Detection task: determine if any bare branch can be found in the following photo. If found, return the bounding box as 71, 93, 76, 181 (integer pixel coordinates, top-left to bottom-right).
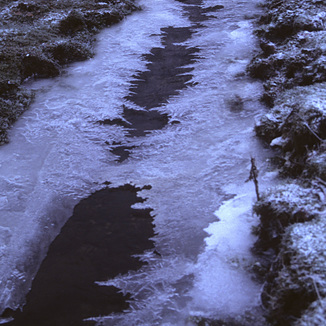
246, 157, 260, 201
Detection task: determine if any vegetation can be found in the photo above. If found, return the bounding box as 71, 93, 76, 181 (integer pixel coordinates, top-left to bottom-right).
248, 0, 326, 324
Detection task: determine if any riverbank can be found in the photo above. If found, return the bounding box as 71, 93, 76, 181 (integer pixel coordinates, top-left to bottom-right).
0, 0, 139, 145
248, 0, 326, 324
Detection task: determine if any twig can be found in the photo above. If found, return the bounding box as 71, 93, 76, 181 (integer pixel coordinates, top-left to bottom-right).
300, 120, 323, 143
311, 277, 324, 307
246, 157, 260, 201
280, 108, 323, 143
281, 108, 323, 143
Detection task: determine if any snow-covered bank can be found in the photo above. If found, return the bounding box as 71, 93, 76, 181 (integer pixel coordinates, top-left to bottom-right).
0, 0, 139, 145
248, 0, 326, 324
252, 183, 326, 325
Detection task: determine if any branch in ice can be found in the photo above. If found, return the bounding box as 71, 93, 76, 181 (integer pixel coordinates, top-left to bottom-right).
246, 157, 260, 201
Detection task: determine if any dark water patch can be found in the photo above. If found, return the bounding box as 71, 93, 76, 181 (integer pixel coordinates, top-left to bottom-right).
123, 107, 169, 137
100, 117, 131, 128
107, 26, 200, 161
105, 1, 224, 163
183, 4, 210, 24
101, 106, 169, 138
161, 26, 193, 44
203, 5, 225, 13
176, 0, 224, 24
125, 43, 199, 109
110, 143, 136, 163
175, 0, 202, 5
101, 106, 169, 161
3, 185, 155, 326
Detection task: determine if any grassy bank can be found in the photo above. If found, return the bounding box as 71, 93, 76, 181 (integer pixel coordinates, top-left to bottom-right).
248, 0, 326, 324
0, 0, 139, 144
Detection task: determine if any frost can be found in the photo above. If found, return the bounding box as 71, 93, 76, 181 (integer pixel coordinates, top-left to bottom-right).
258, 182, 323, 215
254, 183, 326, 324
0, 227, 11, 248
255, 84, 326, 175
270, 136, 287, 147
274, 214, 326, 325
297, 298, 326, 326
249, 0, 326, 323
0, 0, 272, 323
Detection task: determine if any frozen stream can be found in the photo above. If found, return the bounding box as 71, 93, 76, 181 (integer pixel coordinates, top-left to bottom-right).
0, 0, 276, 324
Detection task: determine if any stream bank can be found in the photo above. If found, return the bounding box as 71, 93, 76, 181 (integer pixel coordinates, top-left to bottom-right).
248, 0, 326, 324
0, 0, 139, 145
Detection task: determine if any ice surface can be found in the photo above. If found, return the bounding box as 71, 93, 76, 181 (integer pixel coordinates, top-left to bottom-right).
189, 191, 261, 318
0, 0, 189, 312
0, 0, 276, 323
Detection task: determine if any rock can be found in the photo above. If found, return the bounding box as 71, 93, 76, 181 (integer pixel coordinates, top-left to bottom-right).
58, 10, 87, 35
248, 0, 326, 105
261, 214, 326, 325
255, 84, 326, 174
260, 39, 276, 55
84, 10, 123, 30
254, 113, 281, 143
247, 57, 275, 80
253, 183, 320, 255
298, 298, 326, 326
47, 41, 93, 65
249, 0, 326, 324
270, 136, 287, 148
306, 145, 326, 181
21, 54, 60, 79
